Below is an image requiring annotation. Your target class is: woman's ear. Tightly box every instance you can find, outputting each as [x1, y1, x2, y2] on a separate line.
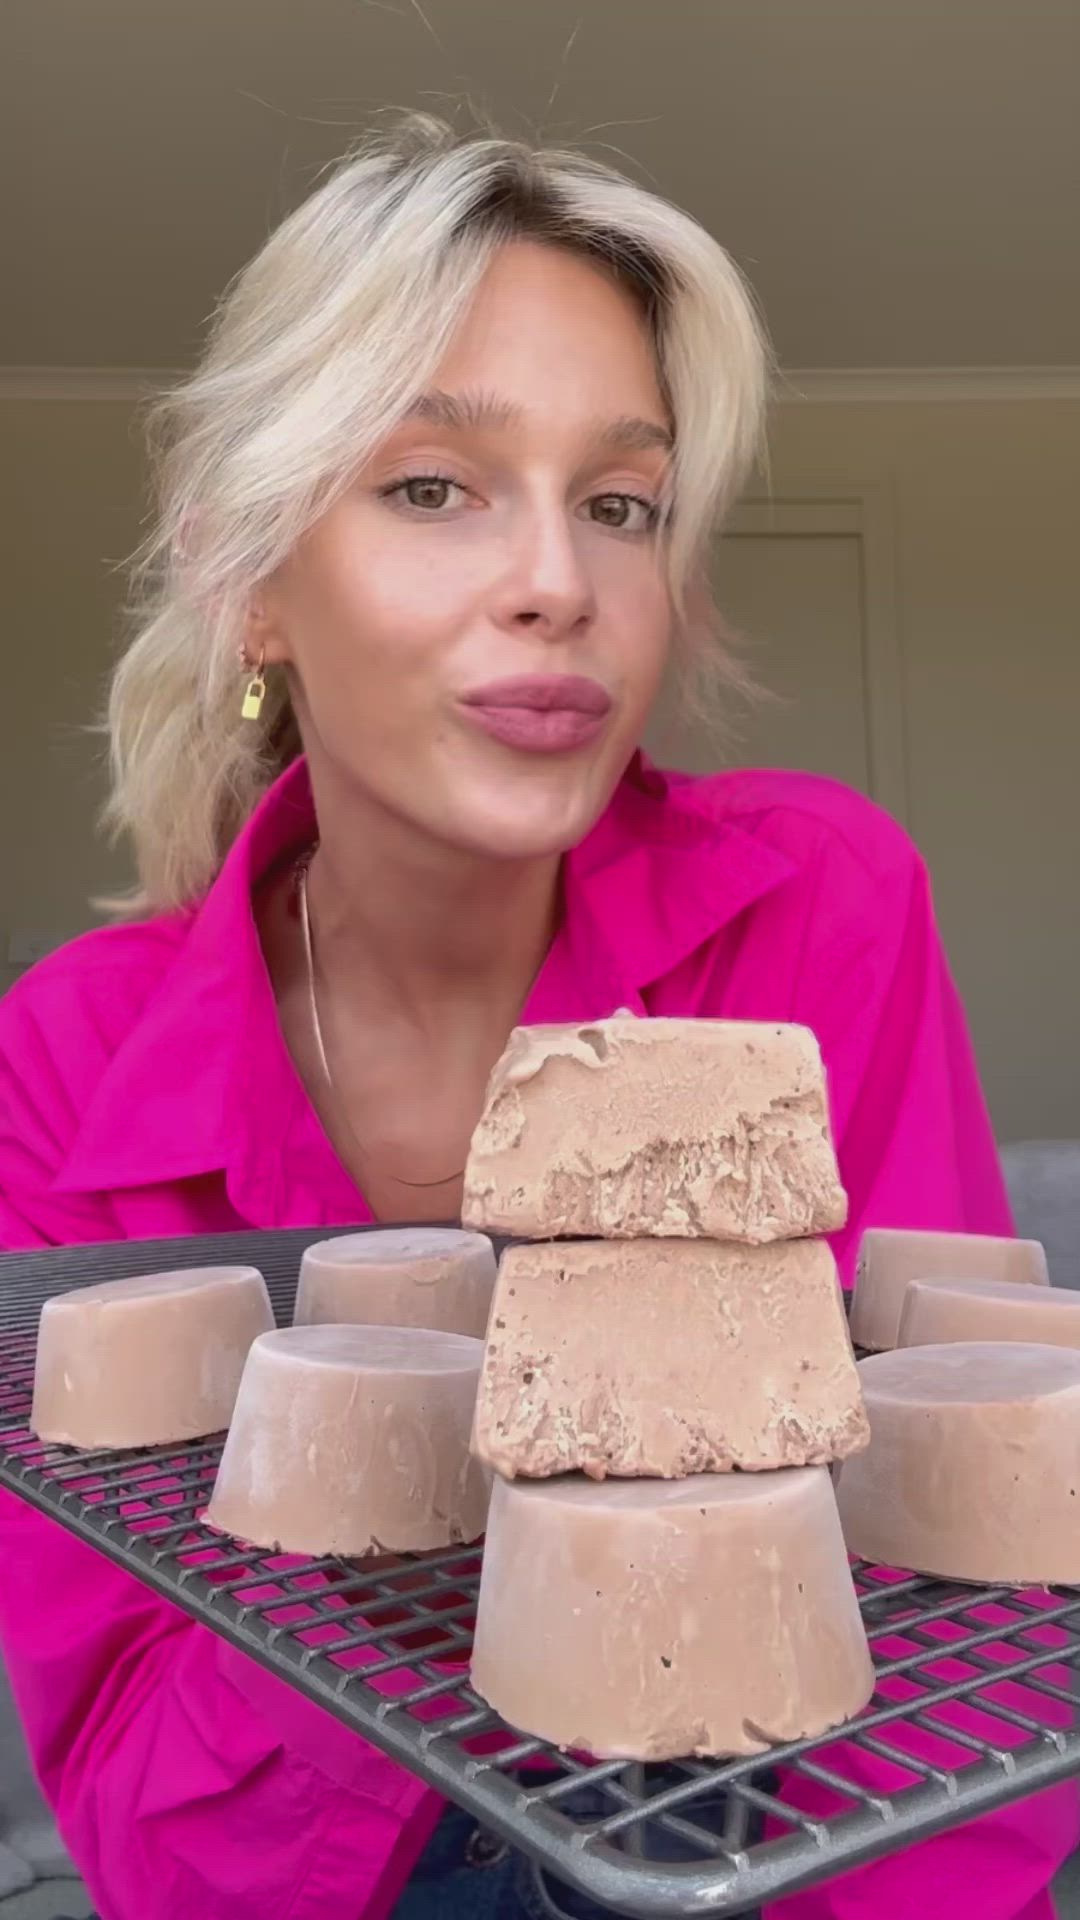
[242, 583, 289, 667]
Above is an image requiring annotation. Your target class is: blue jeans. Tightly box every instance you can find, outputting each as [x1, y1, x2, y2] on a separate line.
[391, 1787, 765, 1919]
[82, 1783, 764, 1918]
[389, 1804, 584, 1918]
[81, 1789, 763, 1920]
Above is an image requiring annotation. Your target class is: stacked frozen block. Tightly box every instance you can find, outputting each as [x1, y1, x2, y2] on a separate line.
[462, 1012, 875, 1758]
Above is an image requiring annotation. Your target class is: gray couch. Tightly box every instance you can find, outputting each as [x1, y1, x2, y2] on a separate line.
[1000, 1140, 1080, 1292]
[0, 1664, 76, 1902]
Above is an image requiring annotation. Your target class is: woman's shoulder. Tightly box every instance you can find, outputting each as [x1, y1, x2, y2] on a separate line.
[657, 763, 924, 888]
[0, 913, 191, 1068]
[0, 915, 197, 1237]
[638, 764, 926, 929]
[599, 762, 936, 1016]
[638, 768, 943, 1050]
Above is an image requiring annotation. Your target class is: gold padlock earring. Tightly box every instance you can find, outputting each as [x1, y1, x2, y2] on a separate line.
[240, 643, 267, 722]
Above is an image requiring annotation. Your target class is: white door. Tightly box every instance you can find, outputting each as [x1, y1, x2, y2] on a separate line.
[646, 496, 907, 819]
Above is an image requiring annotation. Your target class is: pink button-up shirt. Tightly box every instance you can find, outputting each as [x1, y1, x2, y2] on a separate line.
[0, 756, 1072, 1920]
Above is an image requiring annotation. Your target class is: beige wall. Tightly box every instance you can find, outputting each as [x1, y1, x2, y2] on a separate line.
[1, 399, 142, 988]
[762, 399, 1080, 1143]
[2, 392, 1078, 1142]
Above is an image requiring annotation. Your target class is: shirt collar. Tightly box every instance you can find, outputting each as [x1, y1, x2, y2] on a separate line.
[55, 753, 794, 1200]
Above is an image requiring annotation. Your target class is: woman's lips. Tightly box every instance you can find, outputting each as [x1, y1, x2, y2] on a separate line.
[459, 675, 613, 754]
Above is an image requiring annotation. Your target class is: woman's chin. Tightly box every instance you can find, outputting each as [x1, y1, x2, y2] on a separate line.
[412, 753, 624, 863]
[459, 812, 598, 863]
[438, 789, 610, 863]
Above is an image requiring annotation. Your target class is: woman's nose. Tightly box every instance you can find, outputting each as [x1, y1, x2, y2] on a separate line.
[493, 508, 597, 640]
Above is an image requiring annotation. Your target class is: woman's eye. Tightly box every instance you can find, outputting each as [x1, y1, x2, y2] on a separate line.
[588, 492, 659, 533]
[386, 475, 467, 512]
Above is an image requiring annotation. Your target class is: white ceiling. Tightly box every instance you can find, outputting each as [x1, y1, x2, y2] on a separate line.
[3, 0, 1078, 371]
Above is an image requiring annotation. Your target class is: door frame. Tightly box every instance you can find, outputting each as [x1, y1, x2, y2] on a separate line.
[726, 483, 909, 824]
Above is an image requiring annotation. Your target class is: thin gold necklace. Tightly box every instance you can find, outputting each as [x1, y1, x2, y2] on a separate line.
[296, 851, 464, 1191]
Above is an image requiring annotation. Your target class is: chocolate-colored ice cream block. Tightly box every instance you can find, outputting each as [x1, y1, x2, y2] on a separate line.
[898, 1277, 1080, 1352]
[205, 1324, 489, 1556]
[295, 1229, 497, 1340]
[471, 1467, 874, 1759]
[31, 1266, 274, 1449]
[849, 1229, 1048, 1353]
[462, 1015, 847, 1242]
[835, 1342, 1080, 1583]
[473, 1237, 867, 1479]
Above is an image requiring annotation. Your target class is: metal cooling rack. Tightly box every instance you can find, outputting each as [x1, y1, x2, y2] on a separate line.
[2, 1231, 1080, 1918]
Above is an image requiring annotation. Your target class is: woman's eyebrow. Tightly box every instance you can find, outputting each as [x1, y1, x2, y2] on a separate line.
[598, 414, 674, 454]
[405, 388, 520, 432]
[403, 388, 674, 453]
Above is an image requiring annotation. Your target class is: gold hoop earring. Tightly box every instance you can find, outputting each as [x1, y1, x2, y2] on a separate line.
[240, 644, 267, 722]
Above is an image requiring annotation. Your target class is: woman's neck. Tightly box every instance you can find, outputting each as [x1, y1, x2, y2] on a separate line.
[303, 767, 561, 1031]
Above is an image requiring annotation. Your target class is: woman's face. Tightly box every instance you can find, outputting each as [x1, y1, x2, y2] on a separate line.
[254, 239, 675, 861]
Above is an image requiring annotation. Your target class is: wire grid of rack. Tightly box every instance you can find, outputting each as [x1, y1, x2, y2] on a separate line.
[2, 1230, 1080, 1917]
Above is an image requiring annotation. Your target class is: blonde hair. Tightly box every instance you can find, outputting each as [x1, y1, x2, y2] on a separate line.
[108, 113, 770, 913]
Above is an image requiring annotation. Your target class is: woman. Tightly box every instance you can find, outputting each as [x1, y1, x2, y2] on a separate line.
[0, 117, 1071, 1920]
